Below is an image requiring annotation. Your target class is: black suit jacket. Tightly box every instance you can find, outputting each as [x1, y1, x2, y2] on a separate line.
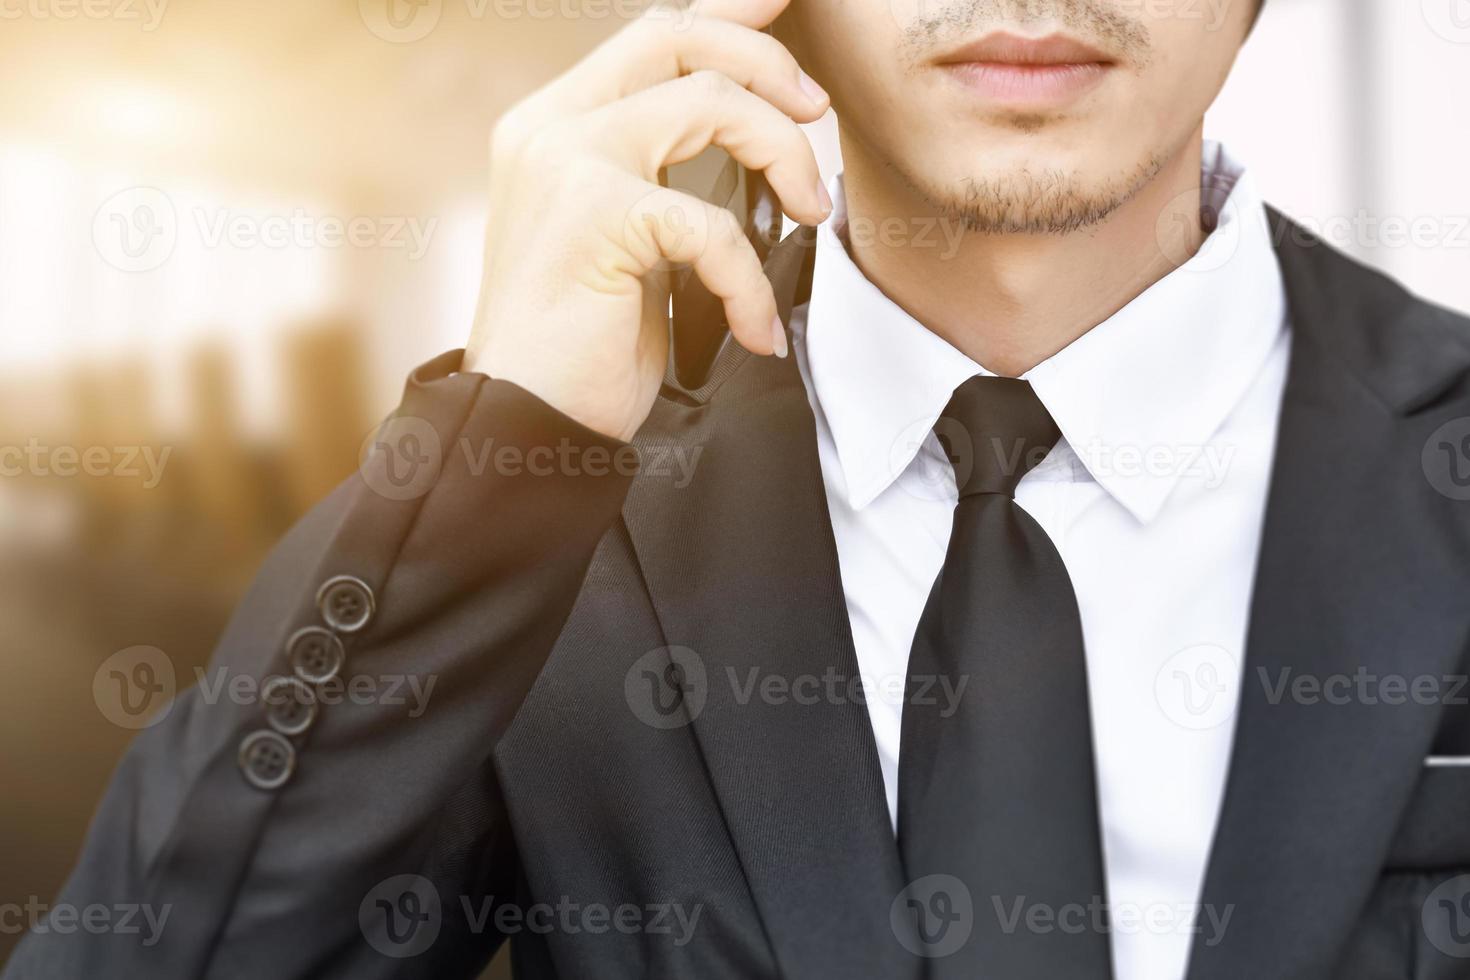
[8, 212, 1470, 980]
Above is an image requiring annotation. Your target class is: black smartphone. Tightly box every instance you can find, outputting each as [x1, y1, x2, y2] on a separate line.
[662, 151, 783, 390]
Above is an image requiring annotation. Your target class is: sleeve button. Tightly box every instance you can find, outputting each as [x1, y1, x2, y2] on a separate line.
[287, 626, 346, 685]
[262, 676, 319, 736]
[238, 730, 296, 790]
[316, 575, 375, 633]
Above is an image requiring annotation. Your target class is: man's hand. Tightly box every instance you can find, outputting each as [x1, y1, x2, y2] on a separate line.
[464, 0, 832, 442]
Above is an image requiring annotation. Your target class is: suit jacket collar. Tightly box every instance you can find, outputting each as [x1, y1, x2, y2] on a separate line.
[631, 226, 918, 978]
[1184, 211, 1470, 979]
[1261, 208, 1470, 414]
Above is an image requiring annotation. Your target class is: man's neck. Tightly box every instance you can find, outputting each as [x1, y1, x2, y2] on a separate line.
[837, 129, 1208, 377]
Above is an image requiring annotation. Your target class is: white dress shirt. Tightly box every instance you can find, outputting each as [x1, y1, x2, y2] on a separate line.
[790, 142, 1290, 980]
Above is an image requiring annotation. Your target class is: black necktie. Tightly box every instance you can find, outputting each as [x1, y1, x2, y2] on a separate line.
[895, 375, 1113, 979]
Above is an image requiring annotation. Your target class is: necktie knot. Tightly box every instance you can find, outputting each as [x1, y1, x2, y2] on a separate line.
[934, 376, 1060, 498]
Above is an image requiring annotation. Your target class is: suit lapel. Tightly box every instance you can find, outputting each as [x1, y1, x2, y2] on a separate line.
[1187, 212, 1470, 980]
[623, 228, 916, 979]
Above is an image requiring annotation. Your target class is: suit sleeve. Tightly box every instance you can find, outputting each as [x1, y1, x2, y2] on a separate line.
[3, 350, 638, 979]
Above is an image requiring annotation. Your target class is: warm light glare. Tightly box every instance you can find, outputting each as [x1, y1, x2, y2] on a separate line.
[91, 84, 183, 145]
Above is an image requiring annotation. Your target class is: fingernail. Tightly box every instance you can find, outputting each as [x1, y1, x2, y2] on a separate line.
[816, 179, 833, 217]
[771, 314, 788, 359]
[798, 71, 828, 107]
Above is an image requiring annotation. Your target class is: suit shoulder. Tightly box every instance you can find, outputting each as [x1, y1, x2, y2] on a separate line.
[1267, 206, 1470, 407]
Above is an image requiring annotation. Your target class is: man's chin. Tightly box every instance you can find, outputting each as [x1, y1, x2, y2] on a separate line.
[913, 156, 1166, 236]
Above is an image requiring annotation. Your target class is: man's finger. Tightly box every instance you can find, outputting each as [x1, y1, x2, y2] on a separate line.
[592, 70, 829, 225]
[540, 2, 824, 121]
[618, 185, 782, 357]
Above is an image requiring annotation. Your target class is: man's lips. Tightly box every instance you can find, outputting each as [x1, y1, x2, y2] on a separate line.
[936, 32, 1115, 67]
[933, 32, 1116, 107]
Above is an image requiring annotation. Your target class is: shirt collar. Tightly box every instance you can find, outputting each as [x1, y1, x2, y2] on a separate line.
[799, 140, 1287, 523]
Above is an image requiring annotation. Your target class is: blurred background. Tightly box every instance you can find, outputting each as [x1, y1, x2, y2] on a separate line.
[0, 0, 1467, 971]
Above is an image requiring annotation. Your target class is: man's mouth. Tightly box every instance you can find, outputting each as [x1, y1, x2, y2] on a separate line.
[933, 32, 1116, 108]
